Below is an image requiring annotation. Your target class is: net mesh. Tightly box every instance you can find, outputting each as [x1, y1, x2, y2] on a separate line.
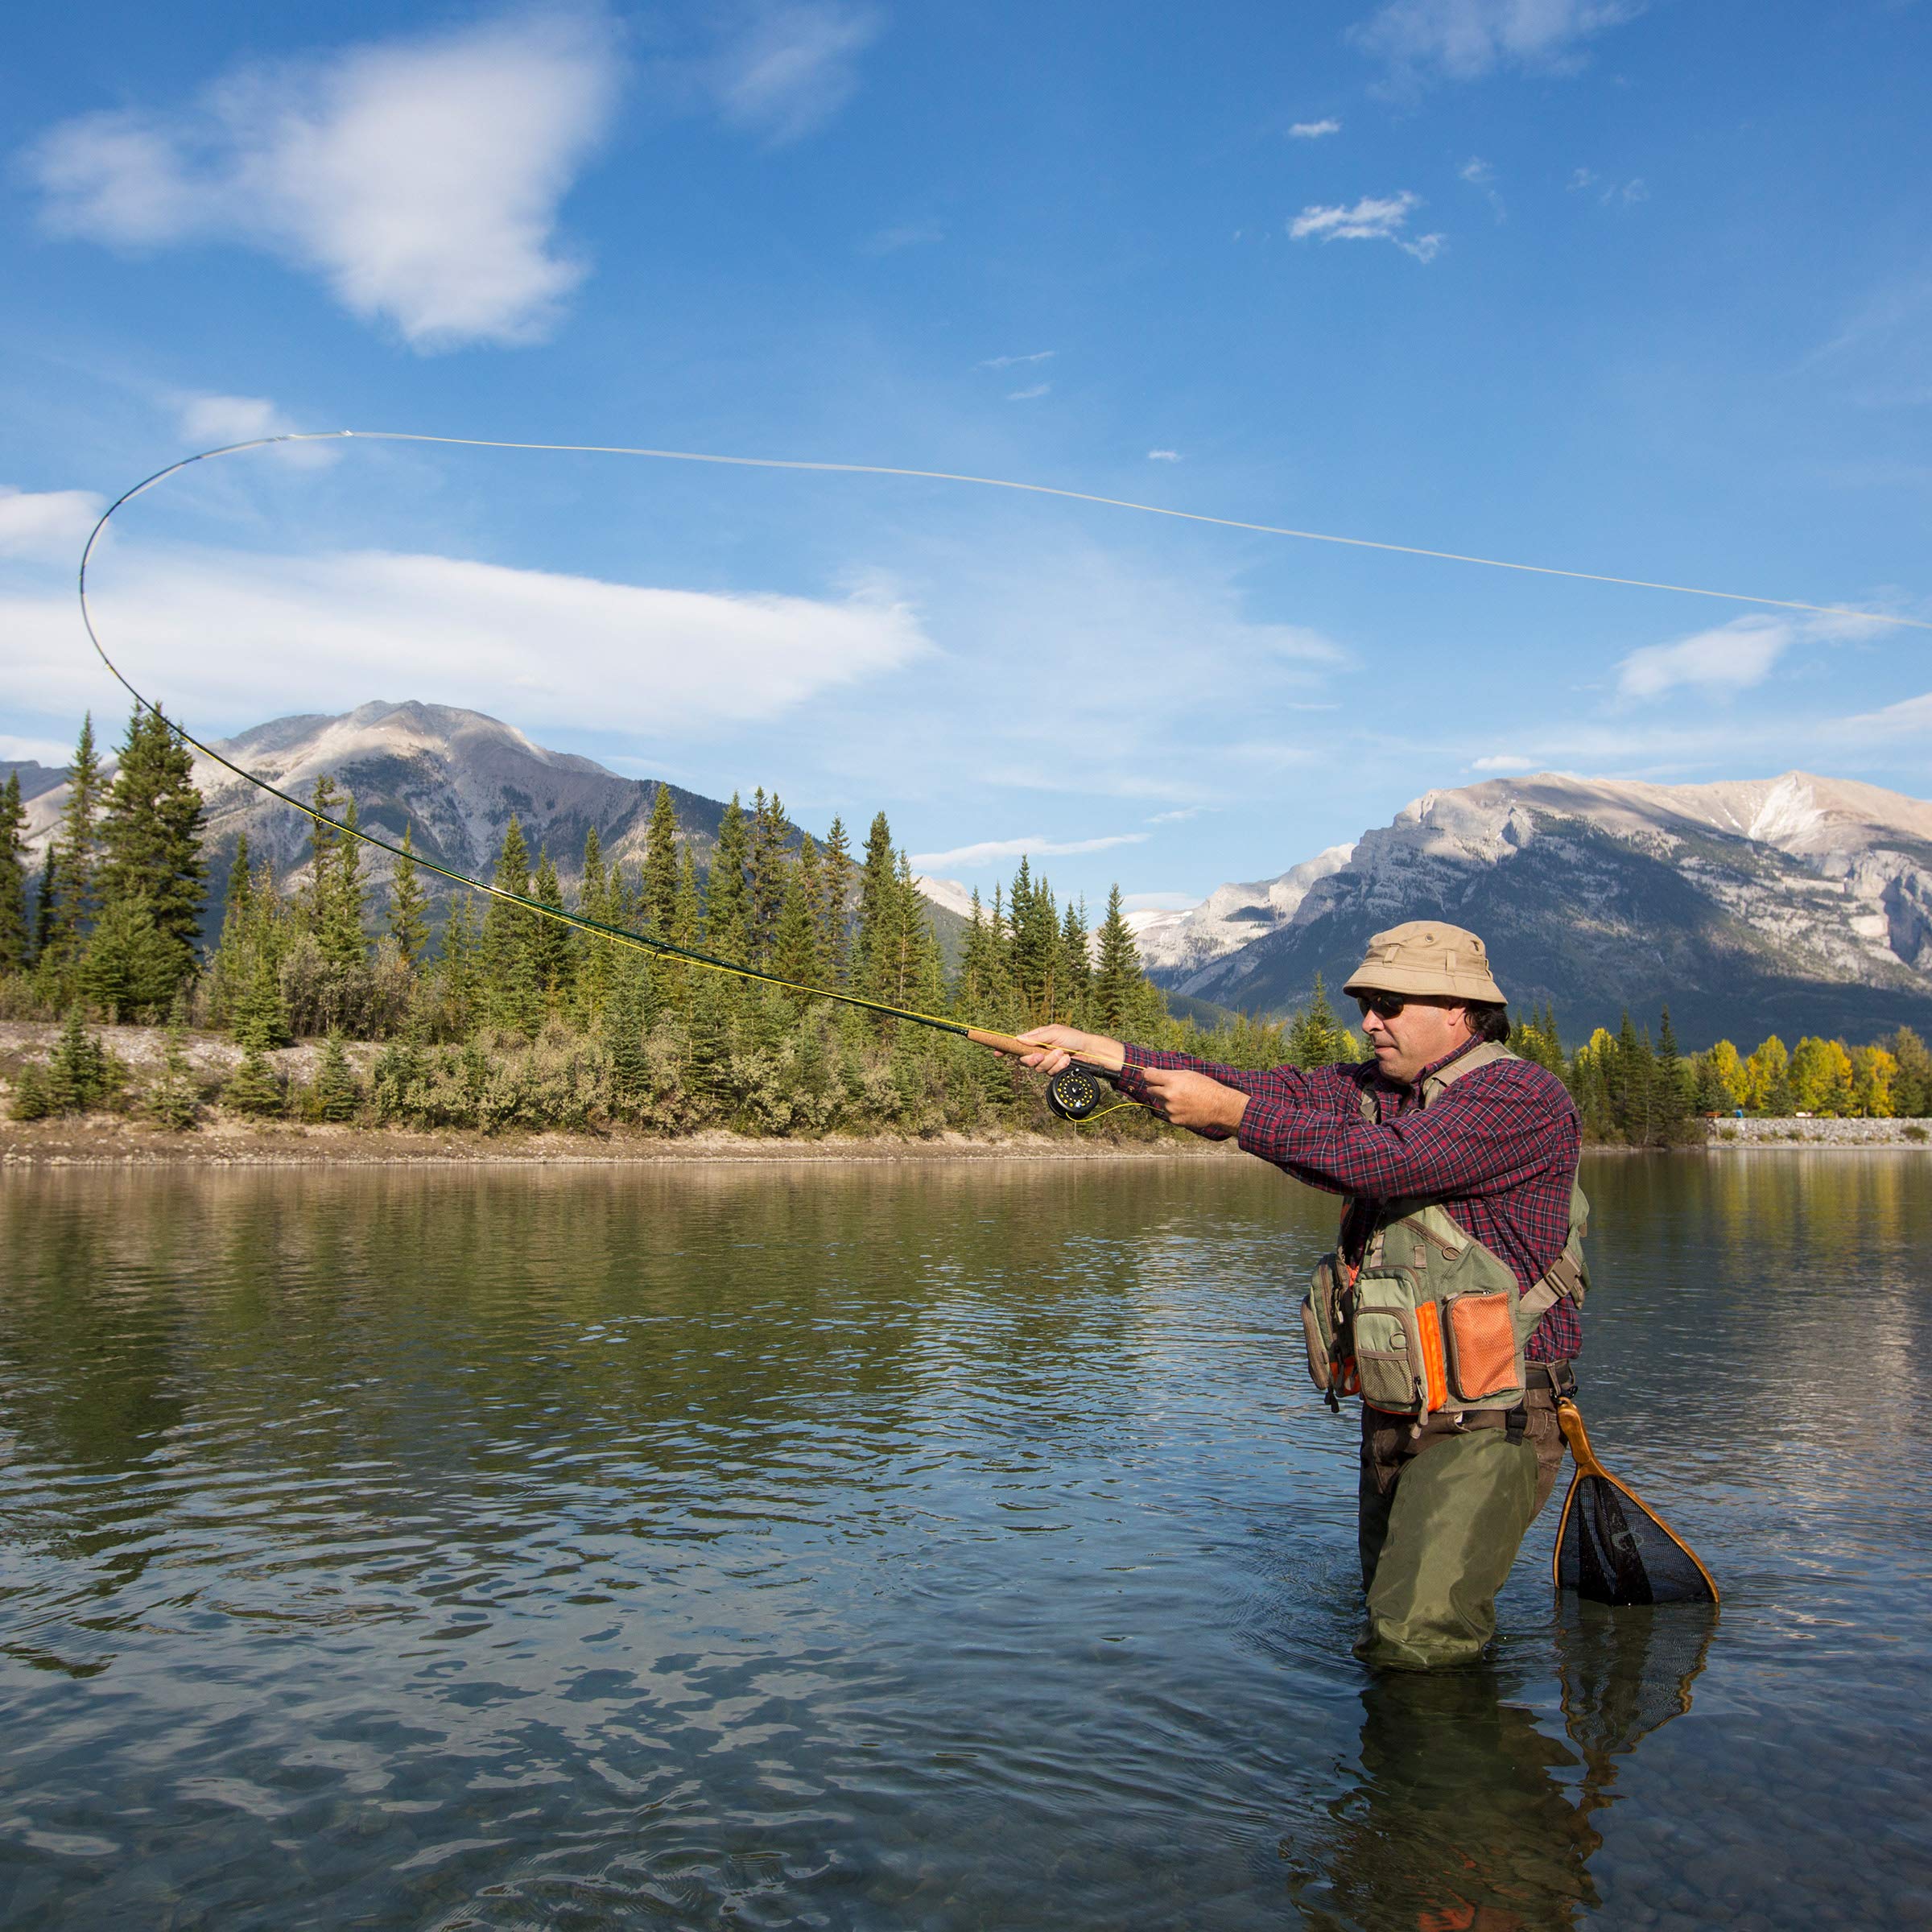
[1556, 1471, 1715, 1606]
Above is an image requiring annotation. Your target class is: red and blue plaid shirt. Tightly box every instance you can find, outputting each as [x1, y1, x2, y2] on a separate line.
[1118, 1038, 1584, 1361]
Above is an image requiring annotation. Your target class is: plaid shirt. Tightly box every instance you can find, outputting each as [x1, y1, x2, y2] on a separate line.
[1118, 1038, 1583, 1360]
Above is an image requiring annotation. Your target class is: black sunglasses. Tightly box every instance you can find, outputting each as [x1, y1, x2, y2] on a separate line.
[1356, 992, 1409, 1020]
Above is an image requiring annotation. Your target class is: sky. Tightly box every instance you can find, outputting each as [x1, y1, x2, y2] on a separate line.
[2, 0, 1929, 914]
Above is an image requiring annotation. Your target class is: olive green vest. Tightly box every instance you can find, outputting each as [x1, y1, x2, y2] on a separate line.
[1299, 1042, 1588, 1420]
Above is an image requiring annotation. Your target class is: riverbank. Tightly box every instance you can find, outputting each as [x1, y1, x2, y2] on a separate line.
[0, 1114, 1240, 1167]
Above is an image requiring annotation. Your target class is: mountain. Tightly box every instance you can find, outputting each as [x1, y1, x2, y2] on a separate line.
[0, 761, 70, 807]
[19, 702, 967, 953]
[1130, 843, 1356, 980]
[1146, 772, 1932, 1048]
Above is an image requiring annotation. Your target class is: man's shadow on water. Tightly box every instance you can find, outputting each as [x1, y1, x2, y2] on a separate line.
[1280, 1600, 1717, 1932]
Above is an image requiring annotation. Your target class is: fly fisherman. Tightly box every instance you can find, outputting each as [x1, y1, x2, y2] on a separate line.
[1018, 922, 1587, 1670]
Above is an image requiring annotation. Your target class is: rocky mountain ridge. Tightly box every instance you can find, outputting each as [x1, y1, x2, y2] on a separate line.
[1144, 771, 1932, 1046]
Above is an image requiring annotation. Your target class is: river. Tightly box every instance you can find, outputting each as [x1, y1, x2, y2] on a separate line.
[1, 1153, 1926, 1928]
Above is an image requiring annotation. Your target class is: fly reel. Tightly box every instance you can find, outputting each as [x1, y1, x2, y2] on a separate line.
[1045, 1064, 1120, 1121]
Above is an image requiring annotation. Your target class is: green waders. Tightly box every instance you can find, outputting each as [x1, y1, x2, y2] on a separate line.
[1354, 1373, 1570, 1671]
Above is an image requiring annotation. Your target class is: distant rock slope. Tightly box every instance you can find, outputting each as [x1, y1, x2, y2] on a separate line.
[1130, 844, 1356, 980]
[1148, 772, 1932, 1046]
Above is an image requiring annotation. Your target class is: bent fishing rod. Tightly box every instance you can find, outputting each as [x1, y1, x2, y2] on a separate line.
[74, 437, 1144, 1122]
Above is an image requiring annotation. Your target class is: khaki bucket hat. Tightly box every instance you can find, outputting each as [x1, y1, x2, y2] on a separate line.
[1343, 921, 1507, 1004]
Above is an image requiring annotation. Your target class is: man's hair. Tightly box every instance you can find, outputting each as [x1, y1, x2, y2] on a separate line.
[1462, 1001, 1511, 1044]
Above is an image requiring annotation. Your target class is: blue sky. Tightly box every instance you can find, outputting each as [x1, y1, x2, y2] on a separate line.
[2, 0, 1929, 910]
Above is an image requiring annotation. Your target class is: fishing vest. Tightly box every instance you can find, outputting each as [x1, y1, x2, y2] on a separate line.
[1299, 1042, 1589, 1422]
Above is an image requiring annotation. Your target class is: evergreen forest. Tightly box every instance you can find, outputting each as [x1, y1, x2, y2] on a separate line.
[3, 707, 1928, 1141]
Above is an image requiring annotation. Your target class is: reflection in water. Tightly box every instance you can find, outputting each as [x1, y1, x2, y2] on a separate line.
[1286, 1604, 1715, 1931]
[0, 1157, 1926, 1928]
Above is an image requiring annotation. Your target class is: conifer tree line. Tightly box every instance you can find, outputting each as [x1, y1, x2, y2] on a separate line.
[5, 707, 1929, 1134]
[2, 711, 1267, 1133]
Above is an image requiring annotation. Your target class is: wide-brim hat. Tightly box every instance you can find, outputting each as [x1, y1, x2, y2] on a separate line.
[1343, 921, 1507, 1005]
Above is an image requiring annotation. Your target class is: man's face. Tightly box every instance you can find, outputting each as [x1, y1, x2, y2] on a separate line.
[1356, 993, 1473, 1084]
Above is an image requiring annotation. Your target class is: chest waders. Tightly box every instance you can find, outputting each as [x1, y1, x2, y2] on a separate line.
[1294, 1043, 1592, 1670]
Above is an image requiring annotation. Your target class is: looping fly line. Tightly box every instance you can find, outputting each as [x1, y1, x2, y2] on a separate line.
[69, 427, 1924, 1120]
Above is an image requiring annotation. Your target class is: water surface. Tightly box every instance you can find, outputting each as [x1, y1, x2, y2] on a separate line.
[2, 1153, 1927, 1928]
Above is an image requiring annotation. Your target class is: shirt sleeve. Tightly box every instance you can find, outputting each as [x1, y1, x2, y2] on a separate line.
[1233, 1063, 1571, 1199]
[1117, 1045, 1364, 1138]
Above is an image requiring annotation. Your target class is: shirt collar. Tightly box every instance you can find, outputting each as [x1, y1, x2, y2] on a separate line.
[1369, 1033, 1484, 1104]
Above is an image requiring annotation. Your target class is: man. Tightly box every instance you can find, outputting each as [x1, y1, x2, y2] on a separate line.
[1019, 920, 1585, 1670]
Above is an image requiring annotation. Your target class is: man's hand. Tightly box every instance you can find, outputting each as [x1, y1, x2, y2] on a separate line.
[1013, 1024, 1124, 1075]
[1141, 1065, 1249, 1135]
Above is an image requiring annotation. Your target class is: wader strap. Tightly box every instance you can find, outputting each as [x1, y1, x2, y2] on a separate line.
[1518, 1253, 1587, 1322]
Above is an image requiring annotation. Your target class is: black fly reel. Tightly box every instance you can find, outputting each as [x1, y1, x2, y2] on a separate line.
[1044, 1063, 1121, 1121]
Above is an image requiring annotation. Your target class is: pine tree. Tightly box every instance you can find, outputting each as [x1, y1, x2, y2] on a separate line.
[956, 889, 1002, 1018]
[747, 787, 790, 968]
[1287, 973, 1350, 1067]
[642, 785, 679, 938]
[605, 963, 651, 1113]
[304, 774, 341, 929]
[40, 714, 104, 988]
[1006, 859, 1060, 1018]
[33, 848, 56, 966]
[45, 1005, 115, 1113]
[439, 894, 479, 1036]
[527, 848, 576, 1016]
[480, 817, 540, 1035]
[852, 813, 898, 999]
[312, 1033, 360, 1122]
[771, 835, 823, 996]
[707, 794, 752, 964]
[231, 947, 293, 1050]
[387, 824, 430, 967]
[673, 844, 704, 949]
[146, 991, 201, 1130]
[1654, 1005, 1694, 1139]
[819, 815, 854, 987]
[890, 855, 944, 1012]
[0, 771, 28, 971]
[575, 825, 615, 1026]
[96, 703, 207, 1008]
[78, 894, 171, 1021]
[223, 1045, 284, 1117]
[1091, 886, 1138, 1035]
[1058, 898, 1091, 1020]
[1889, 1026, 1932, 1118]
[317, 793, 368, 974]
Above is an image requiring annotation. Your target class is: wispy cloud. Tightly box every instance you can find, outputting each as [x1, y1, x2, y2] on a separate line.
[1615, 614, 1820, 702]
[1007, 382, 1051, 402]
[1355, 0, 1645, 85]
[708, 2, 882, 147]
[172, 392, 336, 468]
[1146, 807, 1201, 823]
[27, 14, 622, 349]
[1832, 690, 1932, 741]
[1472, 753, 1536, 771]
[908, 832, 1150, 870]
[976, 349, 1055, 371]
[0, 735, 76, 767]
[1289, 118, 1341, 139]
[1459, 156, 1506, 221]
[2, 545, 929, 735]
[1125, 892, 1201, 912]
[1146, 448, 1183, 462]
[0, 485, 104, 562]
[1569, 167, 1648, 206]
[1290, 191, 1443, 262]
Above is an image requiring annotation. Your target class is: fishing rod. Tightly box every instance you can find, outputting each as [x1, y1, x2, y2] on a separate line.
[74, 436, 1137, 1123]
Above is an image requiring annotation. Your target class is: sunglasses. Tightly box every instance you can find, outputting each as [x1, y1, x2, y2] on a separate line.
[1356, 992, 1409, 1021]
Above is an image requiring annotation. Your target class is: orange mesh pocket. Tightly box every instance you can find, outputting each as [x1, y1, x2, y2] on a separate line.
[1444, 1292, 1520, 1402]
[1413, 1302, 1449, 1414]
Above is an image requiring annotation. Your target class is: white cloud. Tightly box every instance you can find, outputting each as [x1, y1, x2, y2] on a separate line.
[28, 14, 621, 349]
[1835, 691, 1932, 740]
[1289, 118, 1341, 139]
[908, 832, 1150, 871]
[0, 485, 105, 562]
[708, 2, 882, 146]
[1472, 753, 1535, 771]
[1124, 892, 1200, 912]
[171, 393, 337, 468]
[0, 735, 76, 767]
[976, 350, 1055, 371]
[1616, 615, 1796, 701]
[1146, 807, 1200, 823]
[1007, 383, 1051, 402]
[1146, 449, 1183, 462]
[1289, 192, 1443, 261]
[1354, 0, 1644, 85]
[5, 545, 929, 737]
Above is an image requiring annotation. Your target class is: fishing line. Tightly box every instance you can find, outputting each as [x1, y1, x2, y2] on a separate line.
[74, 431, 1146, 1122]
[73, 422, 1921, 1119]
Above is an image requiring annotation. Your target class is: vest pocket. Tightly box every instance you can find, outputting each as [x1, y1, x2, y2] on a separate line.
[1443, 1290, 1523, 1402]
[1351, 1269, 1446, 1416]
